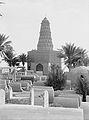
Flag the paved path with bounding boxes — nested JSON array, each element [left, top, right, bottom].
[[0, 104, 83, 120]]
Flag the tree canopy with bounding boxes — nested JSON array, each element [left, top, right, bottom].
[[58, 43, 89, 71]]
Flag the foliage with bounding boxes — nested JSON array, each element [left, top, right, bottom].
[[75, 75, 88, 93], [58, 43, 88, 71], [0, 2, 5, 16], [27, 54, 35, 70], [4, 48, 19, 67], [0, 34, 12, 60], [83, 56, 89, 66], [45, 64, 66, 91], [19, 53, 27, 67], [75, 75, 88, 101], [27, 54, 31, 70]]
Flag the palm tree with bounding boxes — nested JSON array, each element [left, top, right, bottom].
[[0, 34, 12, 61], [74, 47, 87, 67], [19, 53, 27, 67], [58, 43, 77, 71], [4, 49, 19, 67], [0, 1, 5, 16], [27, 54, 32, 70], [58, 43, 87, 71], [83, 56, 89, 66]]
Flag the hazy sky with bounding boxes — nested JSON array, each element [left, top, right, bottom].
[[0, 0, 89, 56]]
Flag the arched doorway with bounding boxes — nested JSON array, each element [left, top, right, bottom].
[[36, 63, 43, 71]]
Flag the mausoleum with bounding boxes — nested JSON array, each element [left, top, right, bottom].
[[27, 17, 61, 75]]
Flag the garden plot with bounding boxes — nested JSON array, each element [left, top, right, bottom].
[[18, 81, 30, 91], [7, 87, 31, 98], [6, 88, 31, 104], [33, 86, 54, 104], [8, 81, 31, 98], [12, 91, 30, 97], [6, 82, 31, 104], [31, 88, 48, 106], [54, 90, 76, 97], [57, 94, 82, 106], [53, 97, 79, 108], [34, 89, 44, 106], [9, 82, 23, 92], [0, 104, 83, 120], [7, 97, 30, 105]]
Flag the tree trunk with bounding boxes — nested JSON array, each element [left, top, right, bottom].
[[82, 93, 86, 102]]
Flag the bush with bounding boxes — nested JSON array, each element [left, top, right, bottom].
[[74, 75, 88, 102], [45, 65, 66, 91], [75, 75, 88, 94]]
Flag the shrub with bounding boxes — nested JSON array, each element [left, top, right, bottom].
[[75, 75, 88, 102], [45, 65, 66, 91]]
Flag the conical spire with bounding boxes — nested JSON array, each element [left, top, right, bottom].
[[37, 17, 53, 51]]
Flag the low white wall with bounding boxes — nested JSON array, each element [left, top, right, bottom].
[[0, 104, 83, 120], [80, 102, 89, 120]]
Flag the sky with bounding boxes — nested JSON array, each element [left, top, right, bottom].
[[0, 0, 89, 57]]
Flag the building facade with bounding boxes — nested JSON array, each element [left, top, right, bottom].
[[27, 17, 61, 75]]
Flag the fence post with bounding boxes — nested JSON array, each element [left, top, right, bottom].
[[31, 88, 34, 106], [44, 90, 49, 107]]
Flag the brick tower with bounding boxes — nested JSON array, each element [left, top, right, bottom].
[[27, 18, 61, 75], [37, 17, 53, 51]]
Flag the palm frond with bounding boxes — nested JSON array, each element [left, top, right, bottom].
[[2, 51, 10, 60], [2, 41, 12, 46], [0, 34, 9, 45]]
